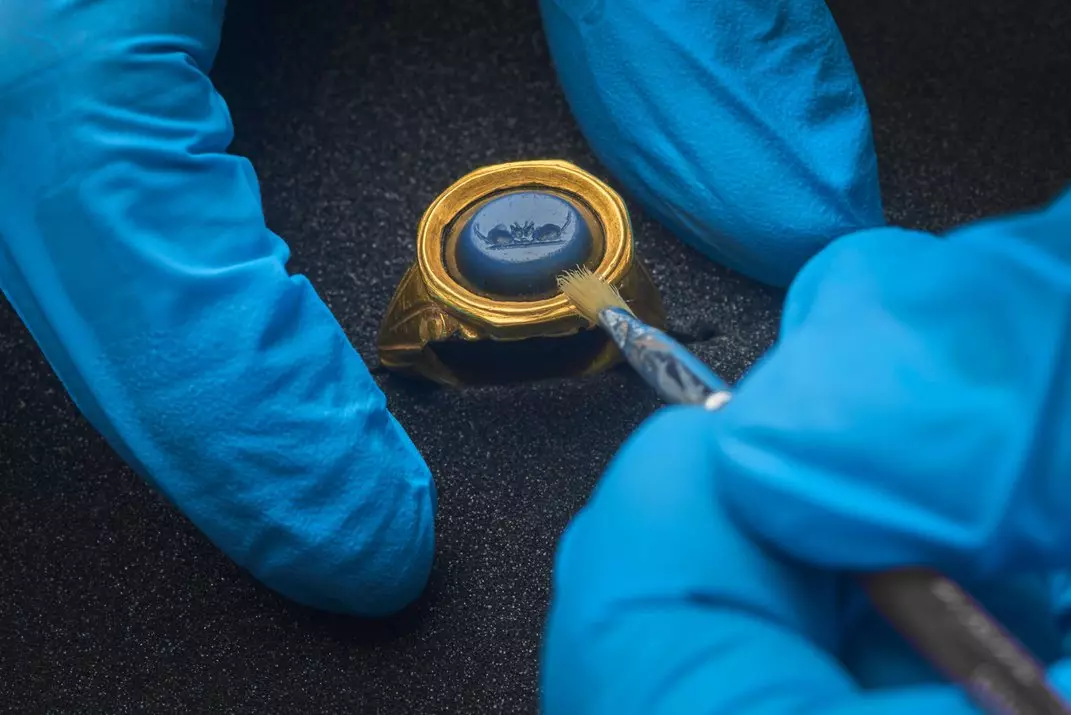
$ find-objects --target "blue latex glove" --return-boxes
[0,2,435,616]
[542,188,1071,713]
[540,0,885,287]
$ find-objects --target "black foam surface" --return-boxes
[2,0,1068,712]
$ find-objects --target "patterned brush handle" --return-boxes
[596,307,732,409]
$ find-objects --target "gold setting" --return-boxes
[377,160,665,385]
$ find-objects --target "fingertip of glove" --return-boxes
[669,194,887,289]
[345,476,438,619]
[249,462,437,619]
[319,453,438,619]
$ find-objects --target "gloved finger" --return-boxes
[541,408,1071,714]
[0,1,435,616]
[715,189,1071,582]
[538,0,884,287]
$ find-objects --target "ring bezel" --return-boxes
[416,160,633,335]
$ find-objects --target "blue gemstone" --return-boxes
[455,191,593,297]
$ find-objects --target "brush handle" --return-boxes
[862,568,1071,714]
[597,307,732,408]
[598,306,1070,715]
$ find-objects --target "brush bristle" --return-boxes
[556,266,634,323]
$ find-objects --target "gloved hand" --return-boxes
[542,189,1071,713]
[539,0,885,288]
[0,2,435,616]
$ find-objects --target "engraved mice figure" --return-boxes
[474,212,572,250]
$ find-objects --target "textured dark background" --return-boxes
[2,0,1069,712]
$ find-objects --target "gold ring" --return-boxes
[377,160,665,385]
